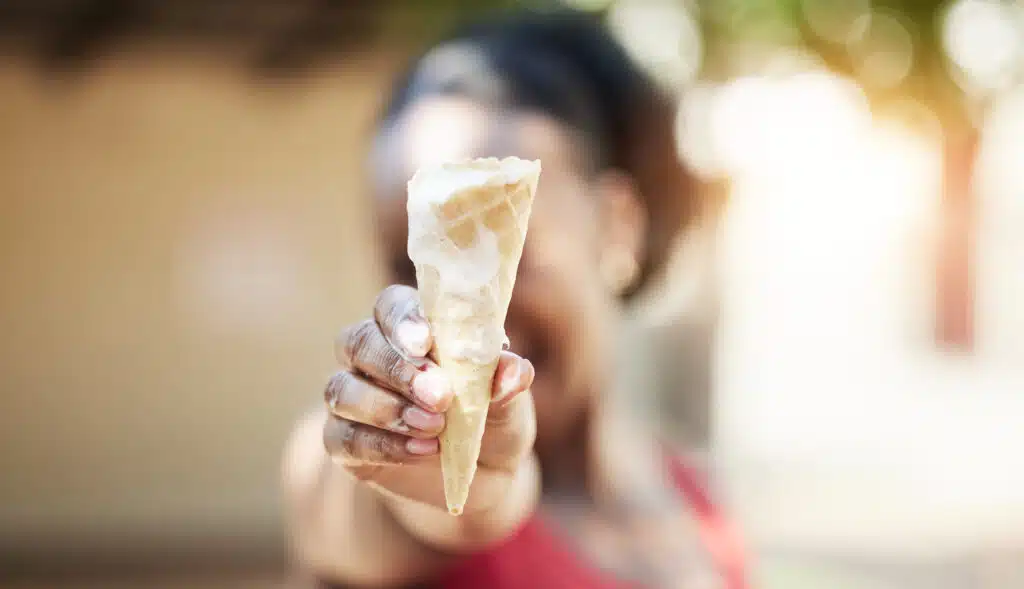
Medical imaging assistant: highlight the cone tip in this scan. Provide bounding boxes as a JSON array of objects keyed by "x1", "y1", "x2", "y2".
[{"x1": 448, "y1": 504, "x2": 464, "y2": 516}]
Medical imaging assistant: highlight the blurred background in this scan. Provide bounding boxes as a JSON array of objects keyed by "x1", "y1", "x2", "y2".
[{"x1": 1, "y1": 0, "x2": 1023, "y2": 587}]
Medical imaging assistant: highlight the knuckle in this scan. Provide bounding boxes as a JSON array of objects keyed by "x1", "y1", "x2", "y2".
[
  {"x1": 376, "y1": 284, "x2": 420, "y2": 328},
  {"x1": 323, "y1": 418, "x2": 356, "y2": 462},
  {"x1": 323, "y1": 371, "x2": 344, "y2": 408},
  {"x1": 384, "y1": 436, "x2": 409, "y2": 462},
  {"x1": 366, "y1": 393, "x2": 406, "y2": 433},
  {"x1": 362, "y1": 428, "x2": 398, "y2": 462},
  {"x1": 341, "y1": 423, "x2": 364, "y2": 460},
  {"x1": 358, "y1": 337, "x2": 415, "y2": 390},
  {"x1": 376, "y1": 284, "x2": 408, "y2": 309},
  {"x1": 324, "y1": 371, "x2": 357, "y2": 413},
  {"x1": 338, "y1": 319, "x2": 377, "y2": 367},
  {"x1": 349, "y1": 319, "x2": 378, "y2": 356},
  {"x1": 330, "y1": 423, "x2": 403, "y2": 466},
  {"x1": 383, "y1": 348, "x2": 414, "y2": 384},
  {"x1": 360, "y1": 428, "x2": 389, "y2": 459},
  {"x1": 367, "y1": 428, "x2": 408, "y2": 464}
]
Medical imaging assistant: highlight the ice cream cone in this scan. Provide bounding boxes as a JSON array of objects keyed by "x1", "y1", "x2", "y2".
[{"x1": 406, "y1": 157, "x2": 540, "y2": 515}]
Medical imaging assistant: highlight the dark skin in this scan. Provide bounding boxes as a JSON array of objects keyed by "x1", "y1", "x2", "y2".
[{"x1": 283, "y1": 97, "x2": 720, "y2": 587}]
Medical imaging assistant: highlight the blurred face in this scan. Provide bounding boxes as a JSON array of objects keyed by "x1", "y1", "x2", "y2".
[{"x1": 371, "y1": 96, "x2": 631, "y2": 446}]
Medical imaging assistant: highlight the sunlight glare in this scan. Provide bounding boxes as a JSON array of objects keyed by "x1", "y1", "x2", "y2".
[
  {"x1": 608, "y1": 0, "x2": 703, "y2": 91},
  {"x1": 942, "y1": 0, "x2": 1023, "y2": 92}
]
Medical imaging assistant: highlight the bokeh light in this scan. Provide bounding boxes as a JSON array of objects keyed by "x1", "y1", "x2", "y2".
[
  {"x1": 713, "y1": 69, "x2": 944, "y2": 456},
  {"x1": 607, "y1": 0, "x2": 703, "y2": 91},
  {"x1": 801, "y1": 0, "x2": 872, "y2": 44},
  {"x1": 674, "y1": 82, "x2": 723, "y2": 178},
  {"x1": 708, "y1": 70, "x2": 871, "y2": 179},
  {"x1": 974, "y1": 84, "x2": 1024, "y2": 364},
  {"x1": 848, "y1": 10, "x2": 916, "y2": 88},
  {"x1": 942, "y1": 0, "x2": 1024, "y2": 93}
]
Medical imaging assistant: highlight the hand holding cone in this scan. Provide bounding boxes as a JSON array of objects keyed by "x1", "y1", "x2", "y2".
[{"x1": 406, "y1": 157, "x2": 540, "y2": 515}]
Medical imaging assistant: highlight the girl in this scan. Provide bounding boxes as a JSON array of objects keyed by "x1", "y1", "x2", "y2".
[{"x1": 283, "y1": 10, "x2": 745, "y2": 589}]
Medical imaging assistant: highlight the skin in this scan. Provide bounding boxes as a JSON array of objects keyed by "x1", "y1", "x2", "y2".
[{"x1": 283, "y1": 97, "x2": 720, "y2": 588}]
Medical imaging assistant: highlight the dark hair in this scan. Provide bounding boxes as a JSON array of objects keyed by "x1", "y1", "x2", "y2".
[{"x1": 379, "y1": 9, "x2": 695, "y2": 296}]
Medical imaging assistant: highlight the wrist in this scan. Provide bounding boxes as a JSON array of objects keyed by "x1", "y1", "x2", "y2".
[{"x1": 380, "y1": 453, "x2": 541, "y2": 554}]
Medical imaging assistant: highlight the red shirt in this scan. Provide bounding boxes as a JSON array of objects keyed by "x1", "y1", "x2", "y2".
[
  {"x1": 318, "y1": 452, "x2": 747, "y2": 589},
  {"x1": 435, "y1": 452, "x2": 747, "y2": 589}
]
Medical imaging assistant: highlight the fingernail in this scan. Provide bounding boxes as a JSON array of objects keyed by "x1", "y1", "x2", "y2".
[
  {"x1": 395, "y1": 320, "x2": 430, "y2": 357},
  {"x1": 412, "y1": 369, "x2": 449, "y2": 408},
  {"x1": 406, "y1": 437, "x2": 439, "y2": 456},
  {"x1": 494, "y1": 359, "x2": 523, "y2": 404},
  {"x1": 402, "y1": 406, "x2": 444, "y2": 432}
]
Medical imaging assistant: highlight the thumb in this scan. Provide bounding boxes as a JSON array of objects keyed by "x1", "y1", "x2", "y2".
[
  {"x1": 490, "y1": 352, "x2": 534, "y2": 408},
  {"x1": 477, "y1": 353, "x2": 536, "y2": 472}
]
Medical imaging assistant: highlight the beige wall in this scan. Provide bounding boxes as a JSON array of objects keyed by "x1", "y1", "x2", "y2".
[{"x1": 0, "y1": 51, "x2": 398, "y2": 569}]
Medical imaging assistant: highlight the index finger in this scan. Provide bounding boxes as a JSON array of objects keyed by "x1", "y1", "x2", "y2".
[
  {"x1": 374, "y1": 284, "x2": 432, "y2": 358},
  {"x1": 335, "y1": 320, "x2": 452, "y2": 412}
]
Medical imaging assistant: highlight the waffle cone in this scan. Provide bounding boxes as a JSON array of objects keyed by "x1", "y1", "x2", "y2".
[{"x1": 406, "y1": 157, "x2": 540, "y2": 515}]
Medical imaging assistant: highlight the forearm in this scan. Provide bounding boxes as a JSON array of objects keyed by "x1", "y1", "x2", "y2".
[
  {"x1": 381, "y1": 452, "x2": 541, "y2": 554},
  {"x1": 283, "y1": 412, "x2": 444, "y2": 586},
  {"x1": 283, "y1": 411, "x2": 540, "y2": 585}
]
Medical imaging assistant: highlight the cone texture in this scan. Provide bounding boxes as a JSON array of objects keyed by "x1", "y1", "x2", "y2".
[{"x1": 406, "y1": 157, "x2": 540, "y2": 515}]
